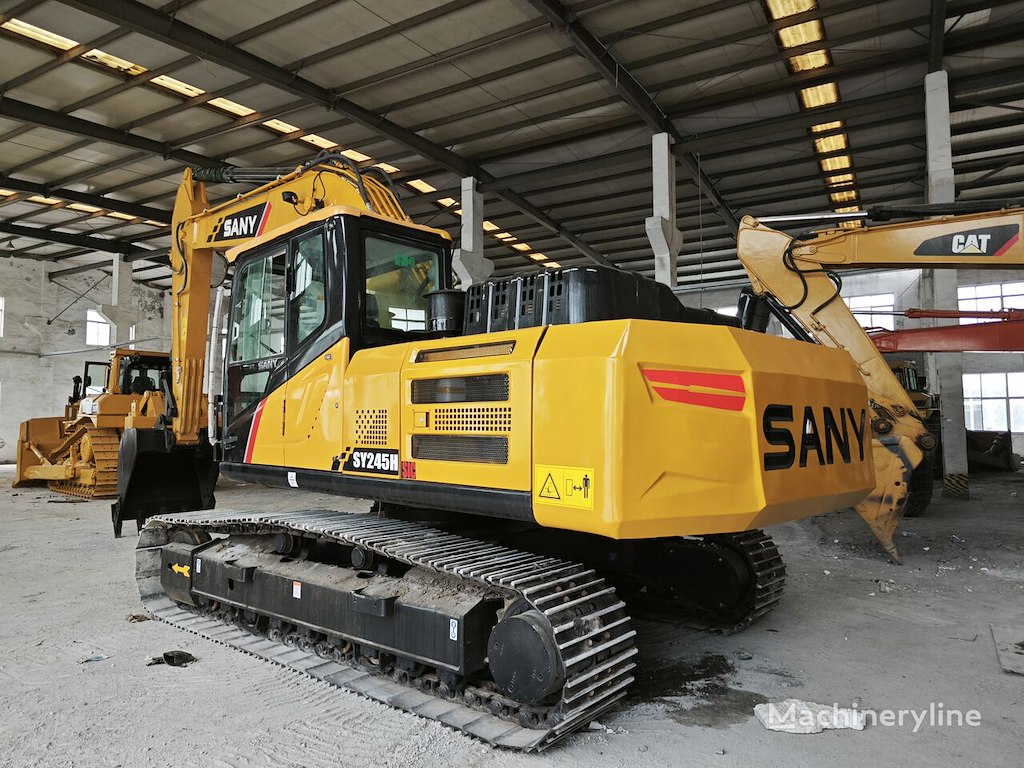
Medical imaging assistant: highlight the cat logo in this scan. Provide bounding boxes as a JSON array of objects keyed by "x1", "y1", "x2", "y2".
[
  {"x1": 951, "y1": 233, "x2": 991, "y2": 254},
  {"x1": 913, "y1": 224, "x2": 1019, "y2": 258}
]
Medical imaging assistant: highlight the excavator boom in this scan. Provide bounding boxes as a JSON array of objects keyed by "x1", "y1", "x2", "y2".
[
  {"x1": 736, "y1": 202, "x2": 1024, "y2": 558},
  {"x1": 113, "y1": 153, "x2": 413, "y2": 533}
]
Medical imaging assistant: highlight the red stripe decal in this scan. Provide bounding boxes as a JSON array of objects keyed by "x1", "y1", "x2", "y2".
[
  {"x1": 992, "y1": 231, "x2": 1020, "y2": 259},
  {"x1": 255, "y1": 202, "x2": 272, "y2": 237},
  {"x1": 652, "y1": 386, "x2": 746, "y2": 412},
  {"x1": 642, "y1": 369, "x2": 745, "y2": 394},
  {"x1": 244, "y1": 399, "x2": 266, "y2": 463}
]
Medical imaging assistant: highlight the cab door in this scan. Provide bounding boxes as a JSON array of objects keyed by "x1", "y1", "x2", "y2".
[
  {"x1": 281, "y1": 228, "x2": 348, "y2": 470},
  {"x1": 222, "y1": 246, "x2": 287, "y2": 466}
]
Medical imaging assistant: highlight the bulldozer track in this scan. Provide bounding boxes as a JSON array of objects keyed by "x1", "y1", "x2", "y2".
[
  {"x1": 138, "y1": 509, "x2": 639, "y2": 751},
  {"x1": 48, "y1": 425, "x2": 120, "y2": 499}
]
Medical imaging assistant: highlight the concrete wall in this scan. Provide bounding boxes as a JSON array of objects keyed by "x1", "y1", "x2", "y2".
[
  {"x1": 677, "y1": 268, "x2": 1024, "y2": 454},
  {"x1": 0, "y1": 258, "x2": 169, "y2": 462}
]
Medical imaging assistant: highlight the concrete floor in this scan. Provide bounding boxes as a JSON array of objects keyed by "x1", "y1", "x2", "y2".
[{"x1": 1, "y1": 466, "x2": 1021, "y2": 768}]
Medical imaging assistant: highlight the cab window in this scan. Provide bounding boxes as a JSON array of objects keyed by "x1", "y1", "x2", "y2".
[
  {"x1": 290, "y1": 230, "x2": 326, "y2": 347},
  {"x1": 226, "y1": 249, "x2": 286, "y2": 421},
  {"x1": 229, "y1": 249, "x2": 286, "y2": 363},
  {"x1": 363, "y1": 234, "x2": 440, "y2": 332}
]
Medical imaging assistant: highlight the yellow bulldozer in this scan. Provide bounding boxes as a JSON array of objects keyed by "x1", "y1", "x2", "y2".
[{"x1": 14, "y1": 347, "x2": 169, "y2": 499}]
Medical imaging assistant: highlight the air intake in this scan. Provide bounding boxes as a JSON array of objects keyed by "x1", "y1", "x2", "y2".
[
  {"x1": 411, "y1": 435, "x2": 509, "y2": 464},
  {"x1": 415, "y1": 341, "x2": 515, "y2": 363},
  {"x1": 354, "y1": 409, "x2": 388, "y2": 446},
  {"x1": 412, "y1": 374, "x2": 510, "y2": 403}
]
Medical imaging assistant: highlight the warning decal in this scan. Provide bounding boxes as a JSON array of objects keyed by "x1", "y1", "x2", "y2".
[{"x1": 534, "y1": 464, "x2": 595, "y2": 510}]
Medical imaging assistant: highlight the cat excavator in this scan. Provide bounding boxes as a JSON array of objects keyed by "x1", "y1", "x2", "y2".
[
  {"x1": 735, "y1": 201, "x2": 1024, "y2": 530},
  {"x1": 113, "y1": 152, "x2": 884, "y2": 749}
]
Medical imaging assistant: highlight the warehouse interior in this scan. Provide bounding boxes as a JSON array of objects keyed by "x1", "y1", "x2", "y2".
[{"x1": 1, "y1": 0, "x2": 1022, "y2": 765}]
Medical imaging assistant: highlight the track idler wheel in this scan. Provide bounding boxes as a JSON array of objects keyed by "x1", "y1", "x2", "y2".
[{"x1": 487, "y1": 600, "x2": 565, "y2": 705}]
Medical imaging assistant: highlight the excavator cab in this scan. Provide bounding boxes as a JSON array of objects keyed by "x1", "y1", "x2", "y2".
[
  {"x1": 220, "y1": 212, "x2": 451, "y2": 467},
  {"x1": 112, "y1": 187, "x2": 454, "y2": 536}
]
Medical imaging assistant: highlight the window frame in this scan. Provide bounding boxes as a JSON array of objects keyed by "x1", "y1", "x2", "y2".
[
  {"x1": 957, "y1": 281, "x2": 1024, "y2": 325},
  {"x1": 227, "y1": 246, "x2": 288, "y2": 366},
  {"x1": 963, "y1": 372, "x2": 1024, "y2": 432},
  {"x1": 844, "y1": 292, "x2": 896, "y2": 331},
  {"x1": 85, "y1": 308, "x2": 111, "y2": 346}
]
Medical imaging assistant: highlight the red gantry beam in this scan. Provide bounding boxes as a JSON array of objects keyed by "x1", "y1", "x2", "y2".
[{"x1": 871, "y1": 319, "x2": 1024, "y2": 352}]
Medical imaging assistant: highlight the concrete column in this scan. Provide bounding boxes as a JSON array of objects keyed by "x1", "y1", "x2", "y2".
[
  {"x1": 923, "y1": 70, "x2": 970, "y2": 498},
  {"x1": 99, "y1": 255, "x2": 136, "y2": 345},
  {"x1": 645, "y1": 132, "x2": 684, "y2": 287},
  {"x1": 451, "y1": 177, "x2": 493, "y2": 287}
]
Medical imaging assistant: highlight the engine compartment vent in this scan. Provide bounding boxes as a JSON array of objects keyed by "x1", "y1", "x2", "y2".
[
  {"x1": 432, "y1": 406, "x2": 512, "y2": 433},
  {"x1": 411, "y1": 435, "x2": 509, "y2": 464},
  {"x1": 411, "y1": 374, "x2": 510, "y2": 404},
  {"x1": 415, "y1": 341, "x2": 515, "y2": 363},
  {"x1": 354, "y1": 408, "x2": 388, "y2": 446}
]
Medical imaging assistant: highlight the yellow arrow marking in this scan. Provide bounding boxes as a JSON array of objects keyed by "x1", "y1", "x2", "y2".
[{"x1": 172, "y1": 563, "x2": 191, "y2": 578}]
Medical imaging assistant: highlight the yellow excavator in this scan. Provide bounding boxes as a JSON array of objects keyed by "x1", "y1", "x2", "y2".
[
  {"x1": 14, "y1": 347, "x2": 169, "y2": 498},
  {"x1": 114, "y1": 145, "x2": 1020, "y2": 747},
  {"x1": 115, "y1": 153, "x2": 882, "y2": 749}
]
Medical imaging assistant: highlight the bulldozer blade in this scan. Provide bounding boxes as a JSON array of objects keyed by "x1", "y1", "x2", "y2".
[
  {"x1": 112, "y1": 427, "x2": 218, "y2": 538},
  {"x1": 13, "y1": 416, "x2": 64, "y2": 488}
]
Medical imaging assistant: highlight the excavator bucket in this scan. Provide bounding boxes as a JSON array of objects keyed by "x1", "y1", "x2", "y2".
[
  {"x1": 13, "y1": 416, "x2": 65, "y2": 488},
  {"x1": 112, "y1": 427, "x2": 218, "y2": 537},
  {"x1": 853, "y1": 435, "x2": 924, "y2": 563}
]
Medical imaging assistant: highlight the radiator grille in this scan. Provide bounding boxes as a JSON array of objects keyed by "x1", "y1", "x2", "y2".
[
  {"x1": 412, "y1": 374, "x2": 510, "y2": 403},
  {"x1": 433, "y1": 406, "x2": 511, "y2": 432},
  {"x1": 415, "y1": 341, "x2": 515, "y2": 362},
  {"x1": 411, "y1": 435, "x2": 509, "y2": 464},
  {"x1": 354, "y1": 408, "x2": 388, "y2": 446}
]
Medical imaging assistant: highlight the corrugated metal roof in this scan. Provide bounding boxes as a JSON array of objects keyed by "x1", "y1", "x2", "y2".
[{"x1": 0, "y1": 0, "x2": 1020, "y2": 289}]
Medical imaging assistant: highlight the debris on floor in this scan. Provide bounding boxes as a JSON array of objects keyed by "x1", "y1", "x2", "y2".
[
  {"x1": 146, "y1": 650, "x2": 197, "y2": 667},
  {"x1": 124, "y1": 613, "x2": 152, "y2": 623},
  {"x1": 79, "y1": 654, "x2": 110, "y2": 664},
  {"x1": 990, "y1": 625, "x2": 1024, "y2": 675},
  {"x1": 754, "y1": 698, "x2": 866, "y2": 733}
]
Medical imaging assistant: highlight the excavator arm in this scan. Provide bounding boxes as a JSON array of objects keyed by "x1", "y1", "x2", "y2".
[
  {"x1": 736, "y1": 204, "x2": 1024, "y2": 559},
  {"x1": 113, "y1": 152, "x2": 415, "y2": 534}
]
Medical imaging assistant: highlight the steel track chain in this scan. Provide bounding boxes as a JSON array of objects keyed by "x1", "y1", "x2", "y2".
[{"x1": 137, "y1": 509, "x2": 638, "y2": 751}]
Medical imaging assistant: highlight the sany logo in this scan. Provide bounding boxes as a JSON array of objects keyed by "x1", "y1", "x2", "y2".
[
  {"x1": 641, "y1": 368, "x2": 746, "y2": 411},
  {"x1": 213, "y1": 202, "x2": 272, "y2": 242}
]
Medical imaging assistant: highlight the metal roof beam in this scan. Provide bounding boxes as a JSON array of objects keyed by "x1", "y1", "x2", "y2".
[
  {"x1": 0, "y1": 97, "x2": 214, "y2": 167},
  {"x1": 0, "y1": 221, "x2": 150, "y2": 256},
  {"x1": 48, "y1": 260, "x2": 115, "y2": 279},
  {"x1": 0, "y1": 175, "x2": 169, "y2": 221},
  {"x1": 929, "y1": 0, "x2": 946, "y2": 72},
  {"x1": 60, "y1": 0, "x2": 611, "y2": 267},
  {"x1": 519, "y1": 0, "x2": 740, "y2": 232}
]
